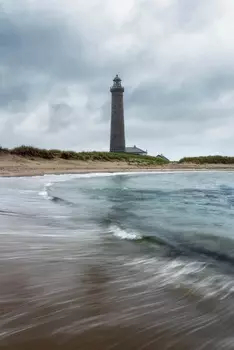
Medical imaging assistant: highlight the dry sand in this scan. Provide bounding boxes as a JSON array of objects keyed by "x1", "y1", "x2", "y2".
[{"x1": 0, "y1": 154, "x2": 234, "y2": 177}]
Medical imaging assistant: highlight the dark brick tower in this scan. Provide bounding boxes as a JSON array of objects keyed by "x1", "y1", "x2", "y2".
[{"x1": 110, "y1": 75, "x2": 125, "y2": 152}]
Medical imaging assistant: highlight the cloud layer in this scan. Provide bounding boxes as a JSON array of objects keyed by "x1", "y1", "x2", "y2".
[{"x1": 1, "y1": 0, "x2": 234, "y2": 159}]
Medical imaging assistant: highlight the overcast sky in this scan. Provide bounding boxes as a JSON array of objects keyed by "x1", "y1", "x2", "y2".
[{"x1": 1, "y1": 0, "x2": 234, "y2": 160}]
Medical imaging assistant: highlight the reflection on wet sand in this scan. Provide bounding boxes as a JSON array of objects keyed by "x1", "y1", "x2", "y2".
[{"x1": 1, "y1": 242, "x2": 234, "y2": 350}]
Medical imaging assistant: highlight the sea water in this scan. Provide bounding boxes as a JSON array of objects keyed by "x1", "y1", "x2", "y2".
[{"x1": 1, "y1": 171, "x2": 234, "y2": 349}]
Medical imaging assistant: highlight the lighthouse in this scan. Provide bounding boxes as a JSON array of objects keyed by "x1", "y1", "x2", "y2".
[{"x1": 110, "y1": 75, "x2": 125, "y2": 152}]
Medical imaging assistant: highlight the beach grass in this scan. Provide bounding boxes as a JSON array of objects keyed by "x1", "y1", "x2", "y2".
[
  {"x1": 1, "y1": 146, "x2": 233, "y2": 166},
  {"x1": 179, "y1": 156, "x2": 234, "y2": 164},
  {"x1": 0, "y1": 145, "x2": 169, "y2": 165}
]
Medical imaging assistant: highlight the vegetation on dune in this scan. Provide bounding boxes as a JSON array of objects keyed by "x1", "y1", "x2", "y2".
[
  {"x1": 179, "y1": 156, "x2": 234, "y2": 164},
  {"x1": 0, "y1": 146, "x2": 9, "y2": 154},
  {"x1": 11, "y1": 146, "x2": 54, "y2": 159},
  {"x1": 2, "y1": 146, "x2": 234, "y2": 165},
  {"x1": 0, "y1": 145, "x2": 169, "y2": 165},
  {"x1": 2, "y1": 146, "x2": 233, "y2": 165}
]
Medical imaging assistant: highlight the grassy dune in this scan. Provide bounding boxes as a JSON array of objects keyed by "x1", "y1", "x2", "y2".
[
  {"x1": 1, "y1": 146, "x2": 233, "y2": 166},
  {"x1": 0, "y1": 145, "x2": 168, "y2": 166},
  {"x1": 179, "y1": 156, "x2": 234, "y2": 164}
]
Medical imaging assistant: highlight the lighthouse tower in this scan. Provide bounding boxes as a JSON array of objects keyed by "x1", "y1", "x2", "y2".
[{"x1": 110, "y1": 75, "x2": 125, "y2": 152}]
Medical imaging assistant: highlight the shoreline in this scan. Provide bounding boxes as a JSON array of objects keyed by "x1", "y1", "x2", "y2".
[
  {"x1": 0, "y1": 169, "x2": 225, "y2": 178},
  {"x1": 1, "y1": 154, "x2": 234, "y2": 178}
]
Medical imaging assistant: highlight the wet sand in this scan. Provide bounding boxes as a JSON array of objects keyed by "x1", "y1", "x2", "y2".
[
  {"x1": 1, "y1": 236, "x2": 233, "y2": 350},
  {"x1": 1, "y1": 237, "x2": 232, "y2": 350}
]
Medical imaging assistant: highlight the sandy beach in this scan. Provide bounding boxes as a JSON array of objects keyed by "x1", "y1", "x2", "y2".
[{"x1": 0, "y1": 154, "x2": 234, "y2": 177}]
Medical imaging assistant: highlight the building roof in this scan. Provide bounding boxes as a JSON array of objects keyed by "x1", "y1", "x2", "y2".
[
  {"x1": 125, "y1": 145, "x2": 147, "y2": 154},
  {"x1": 156, "y1": 154, "x2": 170, "y2": 161}
]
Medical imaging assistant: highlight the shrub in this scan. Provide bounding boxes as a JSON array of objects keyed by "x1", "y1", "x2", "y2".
[
  {"x1": 179, "y1": 156, "x2": 234, "y2": 164},
  {"x1": 60, "y1": 151, "x2": 78, "y2": 160},
  {"x1": 57, "y1": 150, "x2": 168, "y2": 164},
  {"x1": 0, "y1": 146, "x2": 9, "y2": 154},
  {"x1": 49, "y1": 149, "x2": 62, "y2": 157},
  {"x1": 11, "y1": 146, "x2": 54, "y2": 159}
]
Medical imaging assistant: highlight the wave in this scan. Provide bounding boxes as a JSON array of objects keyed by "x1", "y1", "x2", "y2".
[
  {"x1": 36, "y1": 171, "x2": 169, "y2": 204},
  {"x1": 37, "y1": 170, "x2": 233, "y2": 204},
  {"x1": 111, "y1": 225, "x2": 142, "y2": 240},
  {"x1": 38, "y1": 182, "x2": 53, "y2": 199},
  {"x1": 38, "y1": 184, "x2": 75, "y2": 207},
  {"x1": 35, "y1": 169, "x2": 213, "y2": 186},
  {"x1": 37, "y1": 172, "x2": 155, "y2": 201},
  {"x1": 185, "y1": 244, "x2": 234, "y2": 266},
  {"x1": 36, "y1": 171, "x2": 234, "y2": 268},
  {"x1": 109, "y1": 224, "x2": 177, "y2": 246},
  {"x1": 110, "y1": 225, "x2": 234, "y2": 268}
]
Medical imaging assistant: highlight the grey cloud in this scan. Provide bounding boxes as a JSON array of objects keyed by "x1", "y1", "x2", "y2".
[
  {"x1": 0, "y1": 83, "x2": 28, "y2": 110},
  {"x1": 0, "y1": 3, "x2": 137, "y2": 115},
  {"x1": 174, "y1": 0, "x2": 220, "y2": 30},
  {"x1": 125, "y1": 69, "x2": 234, "y2": 122},
  {"x1": 0, "y1": 10, "x2": 84, "y2": 78},
  {"x1": 47, "y1": 103, "x2": 73, "y2": 133},
  {"x1": 0, "y1": 5, "x2": 99, "y2": 115},
  {"x1": 0, "y1": 0, "x2": 234, "y2": 159}
]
